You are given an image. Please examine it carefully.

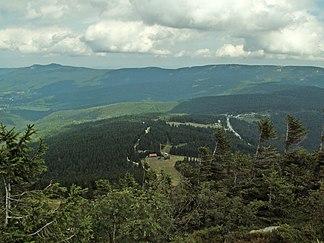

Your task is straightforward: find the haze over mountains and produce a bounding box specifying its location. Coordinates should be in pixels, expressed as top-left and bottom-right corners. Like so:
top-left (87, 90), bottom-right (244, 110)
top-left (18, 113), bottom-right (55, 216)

top-left (1, 63), bottom-right (324, 242)
top-left (0, 63), bottom-right (323, 129)
top-left (2, 1), bottom-right (324, 241)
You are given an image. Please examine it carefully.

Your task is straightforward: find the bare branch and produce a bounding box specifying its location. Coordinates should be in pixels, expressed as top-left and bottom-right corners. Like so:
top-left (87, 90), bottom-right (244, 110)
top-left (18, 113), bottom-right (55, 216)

top-left (43, 181), bottom-right (53, 190)
top-left (8, 215), bottom-right (28, 219)
top-left (59, 232), bottom-right (77, 242)
top-left (8, 197), bottom-right (24, 202)
top-left (12, 181), bottom-right (52, 198)
top-left (29, 220), bottom-right (55, 236)
top-left (11, 191), bottom-right (31, 198)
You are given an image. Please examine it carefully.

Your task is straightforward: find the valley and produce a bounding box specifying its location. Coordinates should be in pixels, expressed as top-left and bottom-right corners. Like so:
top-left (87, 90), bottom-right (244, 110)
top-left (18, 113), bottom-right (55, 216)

top-left (0, 64), bottom-right (323, 186)
top-left (1, 64), bottom-right (323, 130)
top-left (0, 63), bottom-right (323, 242)
top-left (2, 1), bottom-right (324, 241)
top-left (145, 155), bottom-right (183, 186)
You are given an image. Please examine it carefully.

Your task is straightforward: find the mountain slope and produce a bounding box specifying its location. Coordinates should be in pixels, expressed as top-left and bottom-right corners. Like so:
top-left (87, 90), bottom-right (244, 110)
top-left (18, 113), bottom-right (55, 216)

top-left (1, 64), bottom-right (323, 112)
top-left (36, 101), bottom-right (178, 135)
top-left (1, 63), bottom-right (323, 129)
top-left (171, 86), bottom-right (324, 114)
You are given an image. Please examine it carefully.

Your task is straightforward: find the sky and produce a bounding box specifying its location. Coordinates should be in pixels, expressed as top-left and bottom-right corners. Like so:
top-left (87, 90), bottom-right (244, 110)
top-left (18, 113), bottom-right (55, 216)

top-left (0, 0), bottom-right (324, 69)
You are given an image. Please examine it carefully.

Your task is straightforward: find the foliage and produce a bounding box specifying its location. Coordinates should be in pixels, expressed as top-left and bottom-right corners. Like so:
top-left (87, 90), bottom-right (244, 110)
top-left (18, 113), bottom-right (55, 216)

top-left (0, 124), bottom-right (93, 242)
top-left (92, 174), bottom-right (173, 242)
top-left (1, 114), bottom-right (323, 242)
top-left (2, 64), bottom-right (324, 129)
top-left (284, 115), bottom-right (308, 153)
top-left (172, 116), bottom-right (323, 242)
top-left (172, 86), bottom-right (324, 115)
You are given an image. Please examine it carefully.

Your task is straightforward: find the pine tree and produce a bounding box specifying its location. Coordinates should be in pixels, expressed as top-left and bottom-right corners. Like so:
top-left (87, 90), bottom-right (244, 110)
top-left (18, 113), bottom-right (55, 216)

top-left (255, 117), bottom-right (277, 159)
top-left (320, 128), bottom-right (324, 152)
top-left (284, 115), bottom-right (308, 154)
top-left (0, 124), bottom-right (93, 242)
top-left (0, 124), bottom-right (46, 228)
top-left (212, 128), bottom-right (231, 158)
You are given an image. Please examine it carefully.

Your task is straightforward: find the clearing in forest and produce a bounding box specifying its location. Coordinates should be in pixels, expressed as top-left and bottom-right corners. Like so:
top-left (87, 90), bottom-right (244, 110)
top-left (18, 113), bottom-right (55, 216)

top-left (144, 155), bottom-right (184, 186)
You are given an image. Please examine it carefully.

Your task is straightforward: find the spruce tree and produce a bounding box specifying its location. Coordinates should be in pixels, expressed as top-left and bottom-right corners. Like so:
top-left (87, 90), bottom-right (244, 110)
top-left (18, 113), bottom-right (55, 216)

top-left (284, 115), bottom-right (308, 153)
top-left (255, 117), bottom-right (277, 159)
top-left (0, 124), bottom-right (93, 242)
top-left (0, 124), bottom-right (46, 228)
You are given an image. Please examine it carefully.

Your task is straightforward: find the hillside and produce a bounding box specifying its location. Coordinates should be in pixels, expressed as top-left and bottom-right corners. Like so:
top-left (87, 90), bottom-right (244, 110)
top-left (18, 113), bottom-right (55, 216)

top-left (1, 64), bottom-right (324, 128)
top-left (43, 110), bottom-right (322, 186)
top-left (1, 63), bottom-right (323, 186)
top-left (36, 101), bottom-right (177, 135)
top-left (43, 114), bottom-right (249, 185)
top-left (171, 86), bottom-right (324, 114)
top-left (171, 87), bottom-right (324, 151)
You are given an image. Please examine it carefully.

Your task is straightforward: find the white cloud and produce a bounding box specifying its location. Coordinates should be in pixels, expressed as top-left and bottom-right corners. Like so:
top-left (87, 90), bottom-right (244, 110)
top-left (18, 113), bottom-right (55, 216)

top-left (25, 1), bottom-right (66, 20)
top-left (127, 0), bottom-right (324, 60)
top-left (130, 0), bottom-right (313, 31)
top-left (194, 49), bottom-right (214, 57)
top-left (0, 0), bottom-right (323, 62)
top-left (84, 20), bottom-right (191, 55)
top-left (216, 45), bottom-right (246, 57)
top-left (0, 0), bottom-right (109, 24)
top-left (216, 44), bottom-right (264, 57)
top-left (0, 28), bottom-right (89, 55)
top-left (267, 22), bottom-right (322, 55)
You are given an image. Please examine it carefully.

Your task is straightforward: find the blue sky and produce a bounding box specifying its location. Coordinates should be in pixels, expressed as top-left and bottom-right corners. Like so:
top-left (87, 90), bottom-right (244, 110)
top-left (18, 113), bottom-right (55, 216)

top-left (0, 0), bottom-right (323, 68)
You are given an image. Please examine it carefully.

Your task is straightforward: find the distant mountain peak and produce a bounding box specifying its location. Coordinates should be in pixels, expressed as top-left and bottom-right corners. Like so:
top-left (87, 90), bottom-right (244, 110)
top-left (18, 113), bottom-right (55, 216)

top-left (29, 63), bottom-right (63, 69)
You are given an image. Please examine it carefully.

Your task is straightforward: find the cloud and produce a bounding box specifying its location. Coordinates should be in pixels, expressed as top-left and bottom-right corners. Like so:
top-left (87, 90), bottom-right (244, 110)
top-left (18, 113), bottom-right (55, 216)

top-left (84, 20), bottom-right (191, 55)
top-left (0, 0), bottom-right (136, 26)
top-left (0, 0), bottom-right (323, 62)
top-left (130, 0), bottom-right (313, 31)
top-left (243, 11), bottom-right (324, 60)
top-left (25, 1), bottom-right (67, 20)
top-left (194, 49), bottom-right (214, 57)
top-left (216, 44), bottom-right (264, 57)
top-left (0, 28), bottom-right (89, 55)
top-left (128, 0), bottom-right (324, 60)
top-left (176, 45), bottom-right (264, 58)
top-left (263, 19), bottom-right (322, 55)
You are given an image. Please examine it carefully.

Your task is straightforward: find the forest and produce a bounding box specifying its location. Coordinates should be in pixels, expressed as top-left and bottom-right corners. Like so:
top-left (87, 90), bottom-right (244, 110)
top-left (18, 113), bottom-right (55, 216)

top-left (39, 109), bottom-right (322, 188)
top-left (0, 113), bottom-right (323, 242)
top-left (42, 114), bottom-right (260, 186)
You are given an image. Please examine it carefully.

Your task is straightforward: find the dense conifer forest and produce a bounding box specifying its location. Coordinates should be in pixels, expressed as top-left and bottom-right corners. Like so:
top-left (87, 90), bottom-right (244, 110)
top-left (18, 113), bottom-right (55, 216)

top-left (42, 114), bottom-right (261, 186)
top-left (1, 62), bottom-right (323, 243)
top-left (1, 114), bottom-right (323, 242)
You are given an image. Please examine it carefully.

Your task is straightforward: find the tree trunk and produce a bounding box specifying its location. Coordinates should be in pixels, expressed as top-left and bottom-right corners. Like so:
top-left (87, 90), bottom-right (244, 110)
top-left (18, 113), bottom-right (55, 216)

top-left (212, 141), bottom-right (218, 158)
top-left (284, 119), bottom-right (289, 154)
top-left (320, 129), bottom-right (324, 152)
top-left (112, 216), bottom-right (117, 243)
top-left (234, 171), bottom-right (237, 185)
top-left (3, 177), bottom-right (11, 227)
top-left (255, 134), bottom-right (262, 159)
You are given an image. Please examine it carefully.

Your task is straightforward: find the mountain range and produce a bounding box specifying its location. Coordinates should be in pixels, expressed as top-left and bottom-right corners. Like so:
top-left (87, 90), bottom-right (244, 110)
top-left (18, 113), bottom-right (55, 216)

top-left (1, 63), bottom-right (323, 185)
top-left (1, 63), bottom-right (323, 130)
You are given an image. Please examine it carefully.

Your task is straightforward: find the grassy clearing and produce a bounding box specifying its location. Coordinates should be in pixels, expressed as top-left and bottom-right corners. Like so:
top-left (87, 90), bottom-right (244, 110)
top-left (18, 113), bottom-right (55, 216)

top-left (0, 112), bottom-right (33, 131)
top-left (47, 199), bottom-right (61, 212)
top-left (233, 112), bottom-right (268, 123)
top-left (15, 105), bottom-right (51, 112)
top-left (37, 101), bottom-right (178, 136)
top-left (144, 155), bottom-right (184, 186)
top-left (167, 121), bottom-right (222, 129)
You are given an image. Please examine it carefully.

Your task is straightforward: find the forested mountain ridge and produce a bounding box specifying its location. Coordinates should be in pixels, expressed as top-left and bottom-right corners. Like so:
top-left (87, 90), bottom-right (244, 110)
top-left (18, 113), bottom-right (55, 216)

top-left (172, 86), bottom-right (324, 114)
top-left (0, 63), bottom-right (323, 242)
top-left (1, 64), bottom-right (323, 126)
top-left (42, 109), bottom-right (323, 186)
top-left (1, 118), bottom-right (323, 242)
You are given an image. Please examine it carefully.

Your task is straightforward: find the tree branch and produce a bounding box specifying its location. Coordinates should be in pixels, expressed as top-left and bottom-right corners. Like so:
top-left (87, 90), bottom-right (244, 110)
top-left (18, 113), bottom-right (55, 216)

top-left (29, 220), bottom-right (55, 236)
top-left (59, 232), bottom-right (77, 242)
top-left (8, 215), bottom-right (29, 219)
